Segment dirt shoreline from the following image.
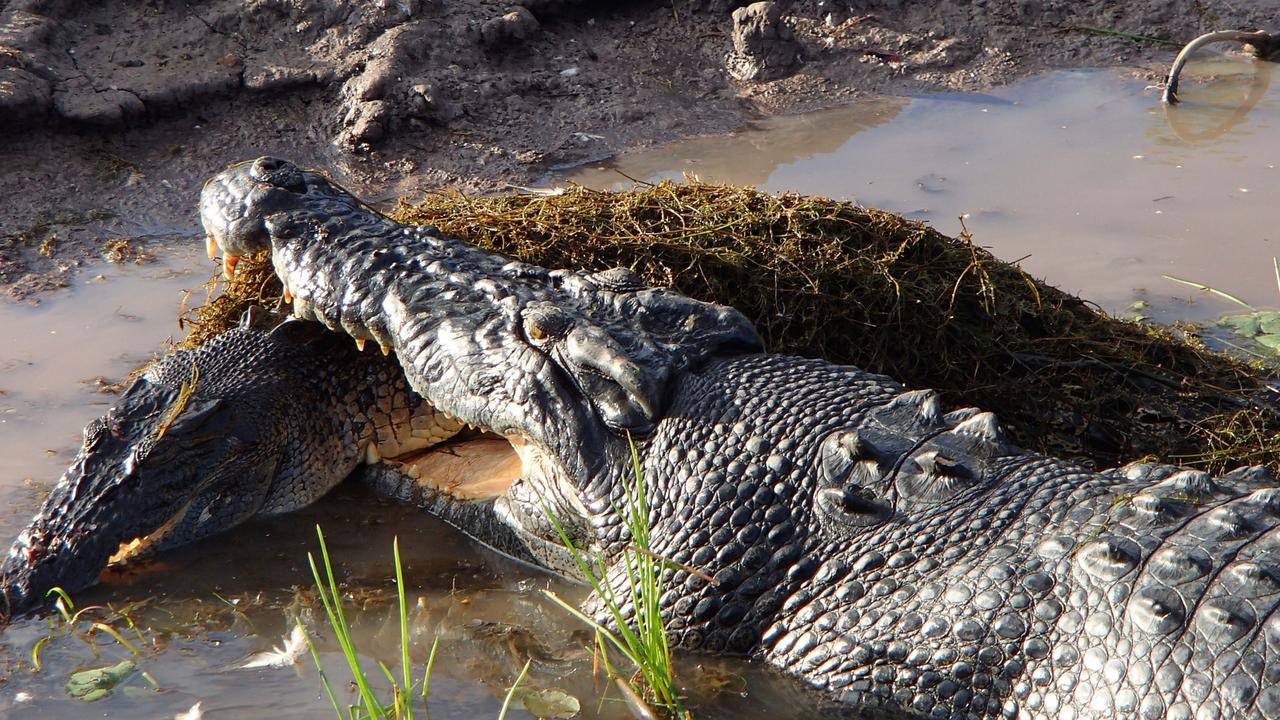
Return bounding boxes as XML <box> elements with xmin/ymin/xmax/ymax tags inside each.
<box><xmin>2</xmin><ymin>0</ymin><xmax>1277</xmax><ymax>300</ymax></box>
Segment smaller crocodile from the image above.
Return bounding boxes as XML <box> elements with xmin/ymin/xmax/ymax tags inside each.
<box><xmin>0</xmin><ymin>309</ymin><xmax>463</xmax><ymax>616</ymax></box>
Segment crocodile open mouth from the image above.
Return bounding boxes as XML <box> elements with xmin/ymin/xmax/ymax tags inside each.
<box><xmin>384</xmin><ymin>430</ymin><xmax>523</xmax><ymax>501</ymax></box>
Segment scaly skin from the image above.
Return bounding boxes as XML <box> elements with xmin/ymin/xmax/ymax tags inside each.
<box><xmin>6</xmin><ymin>157</ymin><xmax>1280</xmax><ymax>719</ymax></box>
<box><xmin>0</xmin><ymin>310</ymin><xmax>455</xmax><ymax>619</ymax></box>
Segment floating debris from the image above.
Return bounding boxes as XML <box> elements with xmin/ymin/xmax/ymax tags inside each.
<box><xmin>237</xmin><ymin>624</ymin><xmax>308</xmax><ymax>670</ymax></box>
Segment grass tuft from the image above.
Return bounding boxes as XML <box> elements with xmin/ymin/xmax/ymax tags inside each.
<box><xmin>542</xmin><ymin>434</ymin><xmax>685</xmax><ymax>718</ymax></box>
<box><xmin>302</xmin><ymin>527</ymin><xmax>437</xmax><ymax>720</ymax></box>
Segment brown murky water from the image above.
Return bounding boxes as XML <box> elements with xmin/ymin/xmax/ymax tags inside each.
<box><xmin>2</xmin><ymin>63</ymin><xmax>1279</xmax><ymax>717</ymax></box>
<box><xmin>566</xmin><ymin>64</ymin><xmax>1280</xmax><ymax>326</ymax></box>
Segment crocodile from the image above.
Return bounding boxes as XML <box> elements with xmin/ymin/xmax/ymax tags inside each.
<box><xmin>6</xmin><ymin>156</ymin><xmax>1280</xmax><ymax>719</ymax></box>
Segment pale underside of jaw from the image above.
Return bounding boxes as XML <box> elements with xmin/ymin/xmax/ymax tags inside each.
<box><xmin>386</xmin><ymin>434</ymin><xmax>524</xmax><ymax>501</ymax></box>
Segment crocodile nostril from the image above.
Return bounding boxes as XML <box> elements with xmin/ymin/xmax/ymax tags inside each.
<box><xmin>249</xmin><ymin>157</ymin><xmax>305</xmax><ymax>192</ymax></box>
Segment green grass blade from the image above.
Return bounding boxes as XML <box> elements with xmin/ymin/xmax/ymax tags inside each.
<box><xmin>30</xmin><ymin>635</ymin><xmax>51</xmax><ymax>672</ymax></box>
<box><xmin>393</xmin><ymin>537</ymin><xmax>413</xmax><ymax>720</ymax></box>
<box><xmin>46</xmin><ymin>587</ymin><xmax>74</xmax><ymax>622</ymax></box>
<box><xmin>422</xmin><ymin>635</ymin><xmax>440</xmax><ymax>702</ymax></box>
<box><xmin>498</xmin><ymin>659</ymin><xmax>531</xmax><ymax>720</ymax></box>
<box><xmin>89</xmin><ymin>621</ymin><xmax>143</xmax><ymax>655</ymax></box>
<box><xmin>1162</xmin><ymin>274</ymin><xmax>1256</xmax><ymax>310</ymax></box>
<box><xmin>376</xmin><ymin>660</ymin><xmax>400</xmax><ymax>715</ymax></box>
<box><xmin>537</xmin><ymin>432</ymin><xmax>682</xmax><ymax>712</ymax></box>
<box><xmin>299</xmin><ymin>620</ymin><xmax>347</xmax><ymax>720</ymax></box>
<box><xmin>309</xmin><ymin>526</ymin><xmax>384</xmax><ymax>716</ymax></box>
<box><xmin>541</xmin><ymin>589</ymin><xmax>630</xmax><ymax>653</ymax></box>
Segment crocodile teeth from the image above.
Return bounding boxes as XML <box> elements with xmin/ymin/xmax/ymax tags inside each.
<box><xmin>292</xmin><ymin>298</ymin><xmax>315</xmax><ymax>321</ymax></box>
<box><xmin>364</xmin><ymin>442</ymin><xmax>381</xmax><ymax>464</ymax></box>
<box><xmin>205</xmin><ymin>235</ymin><xmax>219</xmax><ymax>260</ymax></box>
<box><xmin>355</xmin><ymin>338</ymin><xmax>367</xmax><ymax>352</ymax></box>
<box><xmin>281</xmin><ymin>280</ymin><xmax>293</xmax><ymax>304</ymax></box>
<box><xmin>222</xmin><ymin>254</ymin><xmax>240</xmax><ymax>279</ymax></box>
<box><xmin>380</xmin><ymin>342</ymin><xmax>392</xmax><ymax>356</ymax></box>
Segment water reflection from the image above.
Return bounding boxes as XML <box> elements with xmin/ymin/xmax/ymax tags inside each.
<box><xmin>1158</xmin><ymin>58</ymin><xmax>1275</xmax><ymax>144</ymax></box>
<box><xmin>564</xmin><ymin>68</ymin><xmax>1280</xmax><ymax>327</ymax></box>
<box><xmin>573</xmin><ymin>97</ymin><xmax>907</xmax><ymax>190</ymax></box>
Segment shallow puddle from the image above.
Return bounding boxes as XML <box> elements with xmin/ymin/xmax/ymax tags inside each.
<box><xmin>564</xmin><ymin>63</ymin><xmax>1280</xmax><ymax>327</ymax></box>
<box><xmin>0</xmin><ymin>246</ymin><xmax>210</xmax><ymax>530</ymax></box>
<box><xmin>4</xmin><ymin>62</ymin><xmax>1280</xmax><ymax>718</ymax></box>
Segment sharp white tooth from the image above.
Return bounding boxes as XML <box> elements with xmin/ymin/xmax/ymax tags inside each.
<box><xmin>205</xmin><ymin>235</ymin><xmax>219</xmax><ymax>259</ymax></box>
<box><xmin>293</xmin><ymin>298</ymin><xmax>314</xmax><ymax>321</ymax></box>
<box><xmin>281</xmin><ymin>280</ymin><xmax>292</xmax><ymax>304</ymax></box>
<box><xmin>364</xmin><ymin>443</ymin><xmax>381</xmax><ymax>464</ymax></box>
<box><xmin>316</xmin><ymin>312</ymin><xmax>339</xmax><ymax>332</ymax></box>
<box><xmin>355</xmin><ymin>338</ymin><xmax>367</xmax><ymax>352</ymax></box>
<box><xmin>222</xmin><ymin>255</ymin><xmax>240</xmax><ymax>279</ymax></box>
<box><xmin>379</xmin><ymin>342</ymin><xmax>392</xmax><ymax>356</ymax></box>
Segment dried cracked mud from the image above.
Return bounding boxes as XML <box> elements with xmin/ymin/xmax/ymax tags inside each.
<box><xmin>2</xmin><ymin>0</ymin><xmax>1278</xmax><ymax>299</ymax></box>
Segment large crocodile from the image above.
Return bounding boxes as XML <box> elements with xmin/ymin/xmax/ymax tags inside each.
<box><xmin>6</xmin><ymin>157</ymin><xmax>1280</xmax><ymax>719</ymax></box>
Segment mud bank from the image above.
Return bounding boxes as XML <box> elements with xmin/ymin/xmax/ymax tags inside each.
<box><xmin>2</xmin><ymin>0</ymin><xmax>1277</xmax><ymax>298</ymax></box>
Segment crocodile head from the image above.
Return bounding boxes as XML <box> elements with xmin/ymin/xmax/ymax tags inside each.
<box><xmin>0</xmin><ymin>314</ymin><xmax>401</xmax><ymax>620</ymax></box>
<box><xmin>201</xmin><ymin>157</ymin><xmax>765</xmax><ymax>572</ymax></box>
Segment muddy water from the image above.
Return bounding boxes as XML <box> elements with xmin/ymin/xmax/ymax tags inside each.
<box><xmin>0</xmin><ymin>246</ymin><xmax>209</xmax><ymax>529</ymax></box>
<box><xmin>3</xmin><ymin>63</ymin><xmax>1279</xmax><ymax>717</ymax></box>
<box><xmin>565</xmin><ymin>64</ymin><xmax>1280</xmax><ymax>326</ymax></box>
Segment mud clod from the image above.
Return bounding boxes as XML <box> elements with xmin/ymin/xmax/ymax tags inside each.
<box><xmin>727</xmin><ymin>2</ymin><xmax>804</xmax><ymax>81</ymax></box>
<box><xmin>480</xmin><ymin>7</ymin><xmax>541</xmax><ymax>47</ymax></box>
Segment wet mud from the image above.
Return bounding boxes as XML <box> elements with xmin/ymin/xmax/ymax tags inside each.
<box><xmin>3</xmin><ymin>0</ymin><xmax>1279</xmax><ymax>298</ymax></box>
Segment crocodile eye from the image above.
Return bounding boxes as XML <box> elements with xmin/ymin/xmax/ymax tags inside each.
<box><xmin>84</xmin><ymin>419</ymin><xmax>108</xmax><ymax>450</ymax></box>
<box><xmin>522</xmin><ymin>305</ymin><xmax>572</xmax><ymax>345</ymax></box>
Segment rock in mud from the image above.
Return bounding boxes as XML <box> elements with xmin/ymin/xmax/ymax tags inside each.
<box><xmin>0</xmin><ymin>66</ymin><xmax>52</xmax><ymax>124</ymax></box>
<box><xmin>480</xmin><ymin>7</ymin><xmax>541</xmax><ymax>46</ymax></box>
<box><xmin>726</xmin><ymin>2</ymin><xmax>803</xmax><ymax>81</ymax></box>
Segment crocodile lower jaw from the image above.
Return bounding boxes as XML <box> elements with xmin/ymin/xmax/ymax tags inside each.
<box><xmin>388</xmin><ymin>434</ymin><xmax>522</xmax><ymax>501</ymax></box>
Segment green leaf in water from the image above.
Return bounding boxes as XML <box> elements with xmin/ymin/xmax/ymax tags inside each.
<box><xmin>1221</xmin><ymin>313</ymin><xmax>1261</xmax><ymax>337</ymax></box>
<box><xmin>521</xmin><ymin>687</ymin><xmax>582</xmax><ymax>718</ymax></box>
<box><xmin>1124</xmin><ymin>300</ymin><xmax>1149</xmax><ymax>321</ymax></box>
<box><xmin>1258</xmin><ymin>312</ymin><xmax>1280</xmax><ymax>335</ymax></box>
<box><xmin>1255</xmin><ymin>333</ymin><xmax>1280</xmax><ymax>352</ymax></box>
<box><xmin>65</xmin><ymin>659</ymin><xmax>137</xmax><ymax>702</ymax></box>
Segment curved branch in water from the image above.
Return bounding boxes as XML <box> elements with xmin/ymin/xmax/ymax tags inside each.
<box><xmin>1162</xmin><ymin>60</ymin><xmax>1272</xmax><ymax>143</ymax></box>
<box><xmin>1162</xmin><ymin>29</ymin><xmax>1278</xmax><ymax>104</ymax></box>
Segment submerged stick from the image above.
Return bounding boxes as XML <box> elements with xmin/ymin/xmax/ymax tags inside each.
<box><xmin>1163</xmin><ymin>29</ymin><xmax>1278</xmax><ymax>104</ymax></box>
